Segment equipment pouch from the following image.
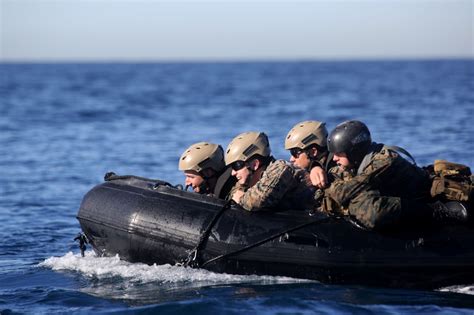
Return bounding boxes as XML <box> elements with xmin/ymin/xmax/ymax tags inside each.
<box><xmin>430</xmin><ymin>160</ymin><xmax>473</xmax><ymax>202</ymax></box>
<box><xmin>433</xmin><ymin>160</ymin><xmax>471</xmax><ymax>176</ymax></box>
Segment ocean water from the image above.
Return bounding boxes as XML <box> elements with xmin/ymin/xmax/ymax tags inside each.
<box><xmin>1</xmin><ymin>60</ymin><xmax>473</xmax><ymax>314</ymax></box>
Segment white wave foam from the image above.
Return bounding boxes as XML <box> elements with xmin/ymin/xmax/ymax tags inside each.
<box><xmin>39</xmin><ymin>251</ymin><xmax>310</xmax><ymax>285</ymax></box>
<box><xmin>439</xmin><ymin>285</ymin><xmax>474</xmax><ymax>296</ymax></box>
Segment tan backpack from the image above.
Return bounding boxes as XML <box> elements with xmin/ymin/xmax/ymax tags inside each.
<box><xmin>429</xmin><ymin>160</ymin><xmax>473</xmax><ymax>202</ymax></box>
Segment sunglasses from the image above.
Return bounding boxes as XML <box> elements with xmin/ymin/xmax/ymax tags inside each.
<box><xmin>290</xmin><ymin>148</ymin><xmax>305</xmax><ymax>158</ymax></box>
<box><xmin>231</xmin><ymin>160</ymin><xmax>246</xmax><ymax>171</ymax></box>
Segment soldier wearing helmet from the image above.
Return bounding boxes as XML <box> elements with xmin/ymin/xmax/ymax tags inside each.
<box><xmin>285</xmin><ymin>120</ymin><xmax>333</xmax><ymax>189</ymax></box>
<box><xmin>225</xmin><ymin>131</ymin><xmax>315</xmax><ymax>211</ymax></box>
<box><xmin>179</xmin><ymin>142</ymin><xmax>235</xmax><ymax>199</ymax></box>
<box><xmin>327</xmin><ymin>120</ymin><xmax>372</xmax><ymax>172</ymax></box>
<box><xmin>321</xmin><ymin>120</ymin><xmax>435</xmax><ymax>230</ymax></box>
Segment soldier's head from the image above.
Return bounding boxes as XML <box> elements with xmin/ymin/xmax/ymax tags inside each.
<box><xmin>179</xmin><ymin>142</ymin><xmax>225</xmax><ymax>193</ymax></box>
<box><xmin>285</xmin><ymin>120</ymin><xmax>328</xmax><ymax>170</ymax></box>
<box><xmin>225</xmin><ymin>131</ymin><xmax>271</xmax><ymax>186</ymax></box>
<box><xmin>328</xmin><ymin>120</ymin><xmax>372</xmax><ymax>171</ymax></box>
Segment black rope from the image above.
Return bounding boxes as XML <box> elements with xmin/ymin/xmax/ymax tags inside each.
<box><xmin>201</xmin><ymin>215</ymin><xmax>338</xmax><ymax>267</ymax></box>
<box><xmin>74</xmin><ymin>232</ymin><xmax>89</xmax><ymax>257</ymax></box>
<box><xmin>179</xmin><ymin>200</ymin><xmax>234</xmax><ymax>267</ymax></box>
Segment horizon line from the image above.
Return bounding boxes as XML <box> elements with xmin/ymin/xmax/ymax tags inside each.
<box><xmin>1</xmin><ymin>56</ymin><xmax>473</xmax><ymax>64</ymax></box>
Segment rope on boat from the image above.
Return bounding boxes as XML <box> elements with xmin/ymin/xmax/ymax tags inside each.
<box><xmin>179</xmin><ymin>200</ymin><xmax>234</xmax><ymax>268</ymax></box>
<box><xmin>201</xmin><ymin>215</ymin><xmax>340</xmax><ymax>267</ymax></box>
<box><xmin>74</xmin><ymin>232</ymin><xmax>89</xmax><ymax>257</ymax></box>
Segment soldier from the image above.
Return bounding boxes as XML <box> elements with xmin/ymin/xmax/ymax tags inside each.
<box><xmin>284</xmin><ymin>120</ymin><xmax>333</xmax><ymax>189</ymax></box>
<box><xmin>322</xmin><ymin>120</ymin><xmax>435</xmax><ymax>230</ymax></box>
<box><xmin>225</xmin><ymin>131</ymin><xmax>315</xmax><ymax>211</ymax></box>
<box><xmin>179</xmin><ymin>142</ymin><xmax>235</xmax><ymax>199</ymax></box>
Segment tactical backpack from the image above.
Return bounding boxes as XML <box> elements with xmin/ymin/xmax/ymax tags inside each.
<box><xmin>428</xmin><ymin>160</ymin><xmax>473</xmax><ymax>203</ymax></box>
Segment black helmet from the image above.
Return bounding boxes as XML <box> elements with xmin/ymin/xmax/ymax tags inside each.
<box><xmin>328</xmin><ymin>120</ymin><xmax>372</xmax><ymax>166</ymax></box>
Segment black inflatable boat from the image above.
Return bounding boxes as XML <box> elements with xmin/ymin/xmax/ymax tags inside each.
<box><xmin>77</xmin><ymin>174</ymin><xmax>474</xmax><ymax>289</ymax></box>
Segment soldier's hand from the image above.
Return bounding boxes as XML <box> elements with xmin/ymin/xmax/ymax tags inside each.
<box><xmin>232</xmin><ymin>189</ymin><xmax>245</xmax><ymax>204</ymax></box>
<box><xmin>310</xmin><ymin>166</ymin><xmax>328</xmax><ymax>189</ymax></box>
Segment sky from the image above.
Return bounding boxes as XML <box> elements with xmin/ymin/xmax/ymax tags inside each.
<box><xmin>1</xmin><ymin>0</ymin><xmax>473</xmax><ymax>61</ymax></box>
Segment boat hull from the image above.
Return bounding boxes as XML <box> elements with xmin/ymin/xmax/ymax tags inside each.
<box><xmin>77</xmin><ymin>177</ymin><xmax>474</xmax><ymax>289</ymax></box>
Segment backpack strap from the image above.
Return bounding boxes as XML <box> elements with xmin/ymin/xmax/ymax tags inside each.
<box><xmin>325</xmin><ymin>152</ymin><xmax>334</xmax><ymax>171</ymax></box>
<box><xmin>384</xmin><ymin>145</ymin><xmax>417</xmax><ymax>165</ymax></box>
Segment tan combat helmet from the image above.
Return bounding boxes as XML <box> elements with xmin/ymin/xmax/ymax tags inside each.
<box><xmin>179</xmin><ymin>142</ymin><xmax>225</xmax><ymax>173</ymax></box>
<box><xmin>284</xmin><ymin>120</ymin><xmax>328</xmax><ymax>150</ymax></box>
<box><xmin>225</xmin><ymin>132</ymin><xmax>271</xmax><ymax>166</ymax></box>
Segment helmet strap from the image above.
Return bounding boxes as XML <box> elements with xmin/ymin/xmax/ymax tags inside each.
<box><xmin>306</xmin><ymin>146</ymin><xmax>323</xmax><ymax>168</ymax></box>
<box><xmin>243</xmin><ymin>165</ymin><xmax>255</xmax><ymax>187</ymax></box>
<box><xmin>200</xmin><ymin>169</ymin><xmax>218</xmax><ymax>194</ymax></box>
<box><xmin>247</xmin><ymin>159</ymin><xmax>269</xmax><ymax>187</ymax></box>
<box><xmin>197</xmin><ymin>181</ymin><xmax>211</xmax><ymax>194</ymax></box>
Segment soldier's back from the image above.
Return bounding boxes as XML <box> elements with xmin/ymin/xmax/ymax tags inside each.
<box><xmin>241</xmin><ymin>160</ymin><xmax>315</xmax><ymax>211</ymax></box>
<box><xmin>365</xmin><ymin>147</ymin><xmax>431</xmax><ymax>200</ymax></box>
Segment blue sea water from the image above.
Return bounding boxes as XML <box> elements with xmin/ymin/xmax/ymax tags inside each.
<box><xmin>1</xmin><ymin>60</ymin><xmax>473</xmax><ymax>314</ymax></box>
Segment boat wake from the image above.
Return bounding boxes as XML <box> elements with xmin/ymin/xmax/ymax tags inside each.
<box><xmin>39</xmin><ymin>251</ymin><xmax>310</xmax><ymax>285</ymax></box>
<box><xmin>39</xmin><ymin>251</ymin><xmax>315</xmax><ymax>304</ymax></box>
<box><xmin>39</xmin><ymin>251</ymin><xmax>474</xmax><ymax>302</ymax></box>
<box><xmin>439</xmin><ymin>285</ymin><xmax>474</xmax><ymax>296</ymax></box>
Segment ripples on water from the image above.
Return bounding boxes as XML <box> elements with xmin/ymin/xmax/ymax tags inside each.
<box><xmin>0</xmin><ymin>61</ymin><xmax>473</xmax><ymax>314</ymax></box>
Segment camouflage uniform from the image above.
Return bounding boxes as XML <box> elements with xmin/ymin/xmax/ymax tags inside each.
<box><xmin>237</xmin><ymin>159</ymin><xmax>315</xmax><ymax>211</ymax></box>
<box><xmin>323</xmin><ymin>143</ymin><xmax>432</xmax><ymax>230</ymax></box>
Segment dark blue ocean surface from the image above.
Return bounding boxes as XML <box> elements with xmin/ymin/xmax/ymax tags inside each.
<box><xmin>1</xmin><ymin>60</ymin><xmax>473</xmax><ymax>314</ymax></box>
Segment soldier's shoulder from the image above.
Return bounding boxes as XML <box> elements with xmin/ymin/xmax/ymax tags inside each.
<box><xmin>366</xmin><ymin>148</ymin><xmax>397</xmax><ymax>168</ymax></box>
<box><xmin>267</xmin><ymin>159</ymin><xmax>293</xmax><ymax>172</ymax></box>
<box><xmin>272</xmin><ymin>159</ymin><xmax>291</xmax><ymax>167</ymax></box>
<box><xmin>260</xmin><ymin>160</ymin><xmax>296</xmax><ymax>182</ymax></box>
<box><xmin>377</xmin><ymin>146</ymin><xmax>400</xmax><ymax>160</ymax></box>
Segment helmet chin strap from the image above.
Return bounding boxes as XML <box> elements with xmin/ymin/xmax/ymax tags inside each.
<box><xmin>198</xmin><ymin>171</ymin><xmax>218</xmax><ymax>194</ymax></box>
<box><xmin>315</xmin><ymin>149</ymin><xmax>327</xmax><ymax>161</ymax></box>
<box><xmin>185</xmin><ymin>173</ymin><xmax>214</xmax><ymax>194</ymax></box>
<box><xmin>243</xmin><ymin>165</ymin><xmax>256</xmax><ymax>187</ymax></box>
<box><xmin>307</xmin><ymin>148</ymin><xmax>326</xmax><ymax>169</ymax></box>
<box><xmin>347</xmin><ymin>152</ymin><xmax>361</xmax><ymax>170</ymax></box>
<box><xmin>242</xmin><ymin>157</ymin><xmax>269</xmax><ymax>187</ymax></box>
<box><xmin>197</xmin><ymin>181</ymin><xmax>211</xmax><ymax>194</ymax></box>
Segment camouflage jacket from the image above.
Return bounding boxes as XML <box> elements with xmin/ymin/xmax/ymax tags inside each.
<box><xmin>237</xmin><ymin>160</ymin><xmax>315</xmax><ymax>211</ymax></box>
<box><xmin>321</xmin><ymin>143</ymin><xmax>432</xmax><ymax>229</ymax></box>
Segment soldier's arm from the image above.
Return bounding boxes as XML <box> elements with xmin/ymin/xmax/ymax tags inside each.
<box><xmin>227</xmin><ymin>182</ymin><xmax>247</xmax><ymax>201</ymax></box>
<box><xmin>347</xmin><ymin>191</ymin><xmax>403</xmax><ymax>230</ymax></box>
<box><xmin>326</xmin><ymin>157</ymin><xmax>393</xmax><ymax>207</ymax></box>
<box><xmin>239</xmin><ymin>162</ymin><xmax>295</xmax><ymax>211</ymax></box>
